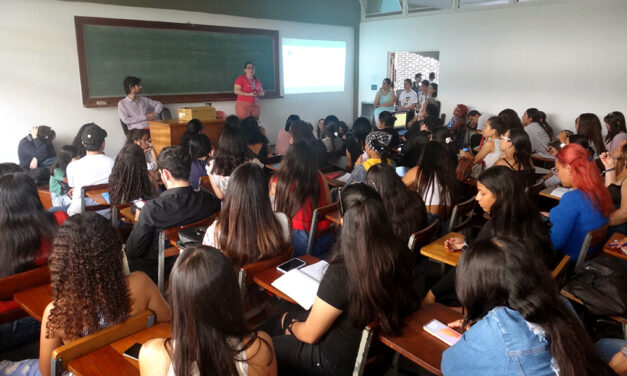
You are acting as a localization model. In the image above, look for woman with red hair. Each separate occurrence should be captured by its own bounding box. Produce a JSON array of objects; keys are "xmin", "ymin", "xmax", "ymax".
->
[
  {"xmin": 446, "ymin": 104, "xmax": 469, "ymax": 147},
  {"xmin": 547, "ymin": 143, "xmax": 612, "ymax": 260}
]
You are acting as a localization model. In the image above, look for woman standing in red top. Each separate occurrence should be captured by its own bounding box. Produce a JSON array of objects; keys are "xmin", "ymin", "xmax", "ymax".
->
[{"xmin": 234, "ymin": 62, "xmax": 264, "ymax": 119}]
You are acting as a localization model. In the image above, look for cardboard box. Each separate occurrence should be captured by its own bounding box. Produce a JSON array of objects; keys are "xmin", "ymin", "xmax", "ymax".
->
[{"xmin": 177, "ymin": 105, "xmax": 216, "ymax": 121}]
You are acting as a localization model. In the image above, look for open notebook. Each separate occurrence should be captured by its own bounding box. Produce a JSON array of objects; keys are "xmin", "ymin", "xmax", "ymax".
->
[{"xmin": 271, "ymin": 260, "xmax": 329, "ymax": 310}]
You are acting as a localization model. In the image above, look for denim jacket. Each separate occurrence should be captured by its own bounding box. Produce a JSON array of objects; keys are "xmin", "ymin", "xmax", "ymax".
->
[{"xmin": 441, "ymin": 307, "xmax": 558, "ymax": 375}]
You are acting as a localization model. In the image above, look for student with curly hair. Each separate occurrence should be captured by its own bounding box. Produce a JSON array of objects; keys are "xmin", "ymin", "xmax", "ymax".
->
[
  {"xmin": 442, "ymin": 237, "xmax": 615, "ymax": 376},
  {"xmin": 127, "ymin": 128, "xmax": 158, "ymax": 171},
  {"xmin": 139, "ymin": 246, "xmax": 277, "ymax": 376},
  {"xmin": 37, "ymin": 212, "xmax": 169, "ymax": 376},
  {"xmin": 109, "ymin": 143, "xmax": 155, "ymax": 205},
  {"xmin": 206, "ymin": 126, "xmax": 262, "ymax": 200}
]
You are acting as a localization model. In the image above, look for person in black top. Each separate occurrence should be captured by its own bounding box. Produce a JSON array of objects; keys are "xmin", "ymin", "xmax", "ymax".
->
[
  {"xmin": 125, "ymin": 146, "xmax": 220, "ymax": 284},
  {"xmin": 18, "ymin": 125, "xmax": 56, "ymax": 171},
  {"xmin": 289, "ymin": 120, "xmax": 327, "ymax": 169},
  {"xmin": 238, "ymin": 116, "xmax": 270, "ymax": 163},
  {"xmin": 377, "ymin": 111, "xmax": 400, "ymax": 149},
  {"xmin": 344, "ymin": 117, "xmax": 372, "ymax": 171},
  {"xmin": 270, "ymin": 184, "xmax": 414, "ymax": 375}
]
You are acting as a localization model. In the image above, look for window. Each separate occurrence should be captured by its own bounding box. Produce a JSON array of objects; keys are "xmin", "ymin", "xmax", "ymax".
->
[
  {"xmin": 407, "ymin": 0, "xmax": 452, "ymax": 13},
  {"xmin": 389, "ymin": 51, "xmax": 440, "ymax": 91},
  {"xmin": 458, "ymin": 0, "xmax": 510, "ymax": 8},
  {"xmin": 364, "ymin": 0, "xmax": 402, "ymax": 17}
]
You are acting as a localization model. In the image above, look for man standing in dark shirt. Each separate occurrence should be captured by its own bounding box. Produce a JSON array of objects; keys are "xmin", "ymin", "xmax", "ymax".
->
[{"xmin": 125, "ymin": 146, "xmax": 220, "ymax": 284}]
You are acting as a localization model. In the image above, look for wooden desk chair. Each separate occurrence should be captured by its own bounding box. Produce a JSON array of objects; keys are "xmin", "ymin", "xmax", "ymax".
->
[
  {"xmin": 526, "ymin": 179, "xmax": 545, "ymax": 201},
  {"xmin": 50, "ymin": 310, "xmax": 155, "ymax": 376},
  {"xmin": 408, "ymin": 219, "xmax": 440, "ymax": 256},
  {"xmin": 353, "ymin": 321, "xmax": 392, "ymax": 375},
  {"xmin": 158, "ymin": 213, "xmax": 218, "ymax": 292},
  {"xmin": 80, "ymin": 183, "xmax": 110, "ymax": 213},
  {"xmin": 306, "ymin": 202, "xmax": 339, "ymax": 255},
  {"xmin": 37, "ymin": 185, "xmax": 53, "ymax": 210},
  {"xmin": 0, "ymin": 266, "xmax": 50, "ymax": 323},
  {"xmin": 575, "ymin": 222, "xmax": 609, "ymax": 272},
  {"xmin": 110, "ymin": 203, "xmax": 131, "ymax": 227},
  {"xmin": 448, "ymin": 195, "xmax": 476, "ymax": 234},
  {"xmin": 238, "ymin": 246, "xmax": 294, "ymax": 290},
  {"xmin": 198, "ymin": 175, "xmax": 220, "ymax": 198},
  {"xmin": 551, "ymin": 255, "xmax": 570, "ymax": 282}
]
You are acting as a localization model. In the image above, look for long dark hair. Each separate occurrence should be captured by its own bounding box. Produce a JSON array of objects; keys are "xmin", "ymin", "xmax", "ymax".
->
[
  {"xmin": 238, "ymin": 116, "xmax": 268, "ymax": 145},
  {"xmin": 0, "ymin": 173, "xmax": 57, "ymax": 278},
  {"xmin": 109, "ymin": 144, "xmax": 154, "ymax": 205},
  {"xmin": 166, "ymin": 246, "xmax": 270, "ymax": 376},
  {"xmin": 72, "ymin": 123, "xmax": 95, "ymax": 158},
  {"xmin": 506, "ymin": 128, "xmax": 535, "ymax": 185},
  {"xmin": 379, "ymin": 111, "xmax": 396, "ymax": 129},
  {"xmin": 604, "ymin": 111, "xmax": 627, "ymax": 144},
  {"xmin": 526, "ymin": 108, "xmax": 554, "ymax": 140},
  {"xmin": 180, "ymin": 119, "xmax": 203, "ymax": 150},
  {"xmin": 53, "ymin": 145, "xmax": 78, "ymax": 175},
  {"xmin": 366, "ymin": 164, "xmax": 428, "ymax": 242},
  {"xmin": 577, "ymin": 113, "xmax": 607, "ymax": 154},
  {"xmin": 333, "ymin": 184, "xmax": 414, "ymax": 334},
  {"xmin": 211, "ymin": 126, "xmax": 254, "ymax": 176},
  {"xmin": 47, "ymin": 213, "xmax": 130, "ymax": 340},
  {"xmin": 188, "ymin": 133, "xmax": 212, "ymax": 160},
  {"xmin": 284, "ymin": 114, "xmax": 300, "ymax": 131},
  {"xmin": 289, "ymin": 120, "xmax": 316, "ymax": 144},
  {"xmin": 274, "ymin": 141, "xmax": 320, "ymax": 219},
  {"xmin": 218, "ymin": 164, "xmax": 287, "ymax": 270},
  {"xmin": 477, "ymin": 166, "xmax": 557, "ymax": 267},
  {"xmin": 456, "ymin": 237, "xmax": 616, "ymax": 376},
  {"xmin": 322, "ymin": 115, "xmax": 344, "ymax": 151},
  {"xmin": 414, "ymin": 141, "xmax": 459, "ymax": 212},
  {"xmin": 498, "ymin": 108, "xmax": 523, "ymax": 130}
]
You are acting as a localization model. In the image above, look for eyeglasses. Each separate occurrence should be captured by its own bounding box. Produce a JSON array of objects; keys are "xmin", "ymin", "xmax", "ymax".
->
[{"xmin": 551, "ymin": 167, "xmax": 559, "ymax": 174}]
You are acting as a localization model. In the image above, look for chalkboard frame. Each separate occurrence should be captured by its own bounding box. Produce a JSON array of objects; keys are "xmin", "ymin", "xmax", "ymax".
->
[{"xmin": 75, "ymin": 16, "xmax": 281, "ymax": 108}]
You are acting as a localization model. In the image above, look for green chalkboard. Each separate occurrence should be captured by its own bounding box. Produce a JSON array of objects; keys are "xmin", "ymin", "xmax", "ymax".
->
[{"xmin": 75, "ymin": 16, "xmax": 280, "ymax": 107}]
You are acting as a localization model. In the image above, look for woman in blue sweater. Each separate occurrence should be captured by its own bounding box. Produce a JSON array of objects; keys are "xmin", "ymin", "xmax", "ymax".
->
[{"xmin": 547, "ymin": 143, "xmax": 612, "ymax": 261}]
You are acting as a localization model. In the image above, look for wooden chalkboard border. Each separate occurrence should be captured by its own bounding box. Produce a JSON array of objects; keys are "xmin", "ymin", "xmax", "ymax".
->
[{"xmin": 75, "ymin": 16, "xmax": 281, "ymax": 108}]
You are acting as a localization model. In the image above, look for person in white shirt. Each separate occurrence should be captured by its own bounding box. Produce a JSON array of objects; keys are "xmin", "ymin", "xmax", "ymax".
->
[
  {"xmin": 397, "ymin": 78, "xmax": 418, "ymax": 112},
  {"xmin": 66, "ymin": 124, "xmax": 114, "ymax": 216},
  {"xmin": 117, "ymin": 76, "xmax": 163, "ymax": 130},
  {"xmin": 429, "ymin": 71, "xmax": 436, "ymax": 83},
  {"xmin": 417, "ymin": 80, "xmax": 430, "ymax": 111}
]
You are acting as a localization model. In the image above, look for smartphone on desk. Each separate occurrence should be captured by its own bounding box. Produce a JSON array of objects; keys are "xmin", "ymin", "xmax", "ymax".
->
[
  {"xmin": 423, "ymin": 319, "xmax": 462, "ymax": 346},
  {"xmin": 123, "ymin": 342, "xmax": 143, "ymax": 361},
  {"xmin": 277, "ymin": 258, "xmax": 306, "ymax": 274}
]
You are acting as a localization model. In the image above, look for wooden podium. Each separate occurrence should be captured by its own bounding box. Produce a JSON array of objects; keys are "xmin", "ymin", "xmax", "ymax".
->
[{"xmin": 148, "ymin": 118, "xmax": 226, "ymax": 154}]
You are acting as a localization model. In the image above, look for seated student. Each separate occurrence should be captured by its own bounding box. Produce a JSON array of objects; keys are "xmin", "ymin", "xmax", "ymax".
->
[
  {"xmin": 271, "ymin": 141, "xmax": 332, "ymax": 257},
  {"xmin": 345, "ymin": 117, "xmax": 372, "ymax": 170},
  {"xmin": 603, "ymin": 111, "xmax": 627, "ymax": 154},
  {"xmin": 289, "ymin": 120, "xmax": 327, "ymax": 169},
  {"xmin": 108, "ymin": 143, "xmax": 155, "ymax": 205},
  {"xmin": 460, "ymin": 116, "xmax": 507, "ymax": 172},
  {"xmin": 445, "ymin": 104, "xmax": 468, "ymax": 147},
  {"xmin": 408, "ymin": 102, "xmax": 441, "ymax": 132},
  {"xmin": 425, "ymin": 166, "xmax": 558, "ymax": 306},
  {"xmin": 366, "ymin": 163, "xmax": 428, "ymax": 243},
  {"xmin": 71, "ymin": 122, "xmax": 94, "ymax": 158},
  {"xmin": 203, "ymin": 163, "xmax": 290, "ymax": 270},
  {"xmin": 596, "ymin": 339, "xmax": 627, "ymax": 375},
  {"xmin": 376, "ymin": 111, "xmax": 401, "ymax": 149},
  {"xmin": 321, "ymin": 115, "xmax": 346, "ymax": 156},
  {"xmin": 601, "ymin": 146, "xmax": 627, "ymax": 234},
  {"xmin": 125, "ymin": 146, "xmax": 220, "ymax": 284},
  {"xmin": 206, "ymin": 126, "xmax": 262, "ymax": 200},
  {"xmin": 117, "ymin": 76, "xmax": 163, "ymax": 130},
  {"xmin": 559, "ymin": 113, "xmax": 607, "ymax": 157},
  {"xmin": 403, "ymin": 141, "xmax": 457, "ymax": 219},
  {"xmin": 522, "ymin": 108, "xmax": 553, "ymax": 153},
  {"xmin": 546, "ymin": 143, "xmax": 612, "ymax": 261},
  {"xmin": 495, "ymin": 127, "xmax": 536, "ymax": 186},
  {"xmin": 0, "ymin": 162, "xmax": 22, "ymax": 177},
  {"xmin": 0, "ymin": 173, "xmax": 68, "ymax": 352},
  {"xmin": 270, "ymin": 184, "xmax": 414, "ymax": 376},
  {"xmin": 346, "ymin": 131, "xmax": 394, "ymax": 185},
  {"xmin": 498, "ymin": 108, "xmax": 524, "ymax": 130},
  {"xmin": 238, "ymin": 116, "xmax": 271, "ymax": 163},
  {"xmin": 441, "ymin": 237, "xmax": 615, "ymax": 376},
  {"xmin": 275, "ymin": 114, "xmax": 300, "ymax": 155},
  {"xmin": 139, "ymin": 246, "xmax": 277, "ymax": 376},
  {"xmin": 187, "ymin": 133, "xmax": 211, "ymax": 191},
  {"xmin": 66, "ymin": 123, "xmax": 115, "ymax": 216},
  {"xmin": 36, "ymin": 213, "xmax": 169, "ymax": 376},
  {"xmin": 179, "ymin": 118, "xmax": 203, "ymax": 151},
  {"xmin": 49, "ymin": 145, "xmax": 79, "ymax": 209},
  {"xmin": 338, "ymin": 121, "xmax": 349, "ymax": 140},
  {"xmin": 127, "ymin": 129, "xmax": 158, "ymax": 171},
  {"xmin": 18, "ymin": 125, "xmax": 57, "ymax": 171},
  {"xmin": 225, "ymin": 114, "xmax": 240, "ymax": 129}
]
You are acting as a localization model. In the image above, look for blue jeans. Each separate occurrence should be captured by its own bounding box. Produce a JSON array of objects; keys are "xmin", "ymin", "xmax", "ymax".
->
[
  {"xmin": 0, "ymin": 316, "xmax": 40, "ymax": 352},
  {"xmin": 292, "ymin": 230, "xmax": 333, "ymax": 259},
  {"xmin": 596, "ymin": 338, "xmax": 626, "ymax": 363}
]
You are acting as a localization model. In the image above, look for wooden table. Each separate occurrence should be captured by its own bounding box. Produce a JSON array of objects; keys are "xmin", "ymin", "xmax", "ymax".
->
[
  {"xmin": 252, "ymin": 255, "xmax": 320, "ymax": 304},
  {"xmin": 85, "ymin": 188, "xmax": 109, "ymax": 205},
  {"xmin": 539, "ymin": 185, "xmax": 573, "ymax": 201},
  {"xmin": 13, "ymin": 284, "xmax": 53, "ymax": 322},
  {"xmin": 148, "ymin": 118, "xmax": 226, "ymax": 154},
  {"xmin": 420, "ymin": 232, "xmax": 463, "ymax": 267},
  {"xmin": 325, "ymin": 210, "xmax": 341, "ymax": 225},
  {"xmin": 379, "ymin": 303, "xmax": 462, "ymax": 375},
  {"xmin": 119, "ymin": 206, "xmax": 137, "ymax": 224},
  {"xmin": 68, "ymin": 322, "xmax": 172, "ymax": 376},
  {"xmin": 603, "ymin": 232, "xmax": 627, "ymax": 260}
]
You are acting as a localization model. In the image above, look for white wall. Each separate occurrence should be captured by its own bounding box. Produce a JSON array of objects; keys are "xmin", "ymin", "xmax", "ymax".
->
[
  {"xmin": 0, "ymin": 0, "xmax": 354, "ymax": 163},
  {"xmin": 359, "ymin": 0, "xmax": 627, "ymax": 133}
]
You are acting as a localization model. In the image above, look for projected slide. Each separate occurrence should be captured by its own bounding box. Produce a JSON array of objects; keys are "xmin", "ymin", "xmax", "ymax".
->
[{"xmin": 282, "ymin": 38, "xmax": 346, "ymax": 94}]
